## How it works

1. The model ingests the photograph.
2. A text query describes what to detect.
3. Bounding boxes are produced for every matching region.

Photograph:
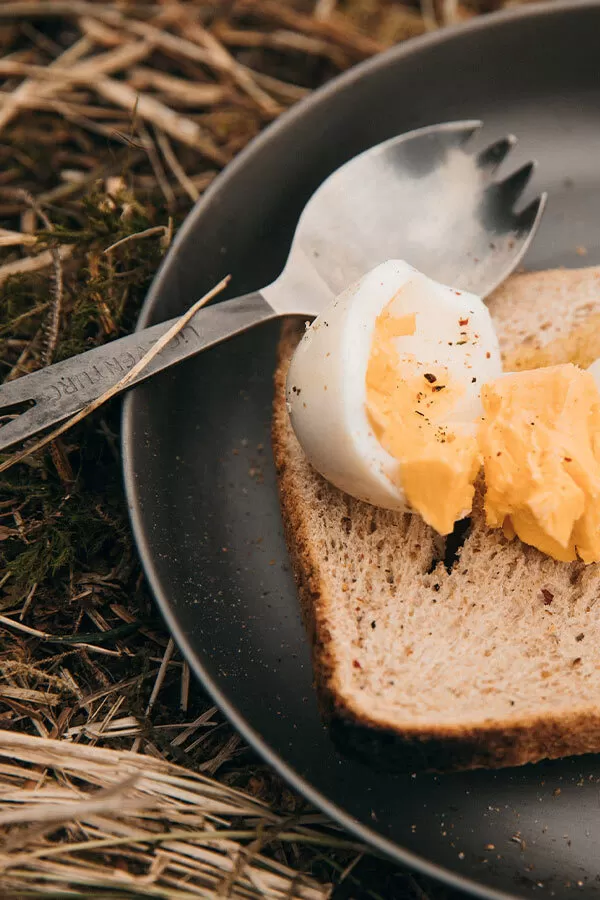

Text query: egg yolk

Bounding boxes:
[479,364,600,563]
[365,306,480,535]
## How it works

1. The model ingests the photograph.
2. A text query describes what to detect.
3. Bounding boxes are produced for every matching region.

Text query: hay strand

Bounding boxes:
[0,732,341,899]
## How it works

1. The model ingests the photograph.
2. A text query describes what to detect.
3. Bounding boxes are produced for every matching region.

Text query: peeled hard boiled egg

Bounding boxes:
[286,260,502,535]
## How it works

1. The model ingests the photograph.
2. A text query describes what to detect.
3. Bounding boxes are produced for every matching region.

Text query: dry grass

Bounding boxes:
[0,1,530,897]
[0,730,361,898]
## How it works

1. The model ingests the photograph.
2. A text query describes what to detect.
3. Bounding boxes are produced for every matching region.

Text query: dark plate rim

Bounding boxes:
[122,3,600,897]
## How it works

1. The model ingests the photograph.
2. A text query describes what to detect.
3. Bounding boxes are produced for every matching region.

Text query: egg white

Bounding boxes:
[588,357,600,391]
[286,259,503,511]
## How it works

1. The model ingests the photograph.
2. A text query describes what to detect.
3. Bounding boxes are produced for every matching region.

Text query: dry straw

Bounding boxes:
[0,730,352,898]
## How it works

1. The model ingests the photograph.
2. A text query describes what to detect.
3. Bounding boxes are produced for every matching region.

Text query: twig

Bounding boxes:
[441,0,460,25]
[36,100,129,120]
[14,197,74,486]
[0,300,46,334]
[0,276,230,474]
[75,671,159,709]
[173,10,282,117]
[48,97,141,147]
[131,636,175,752]
[129,66,228,107]
[171,707,218,749]
[0,615,75,645]
[94,75,228,165]
[180,661,190,713]
[215,25,348,68]
[136,168,215,196]
[78,14,127,47]
[87,9,282,117]
[0,772,140,827]
[4,327,42,381]
[236,0,385,58]
[19,581,37,621]
[145,637,175,718]
[0,686,61,706]
[137,121,176,211]
[37,151,145,204]
[103,224,169,254]
[0,244,73,287]
[0,40,155,82]
[89,694,127,746]
[0,615,123,657]
[314,0,337,19]
[200,733,241,775]
[155,128,199,203]
[0,228,37,247]
[44,248,63,366]
[0,3,162,18]
[0,35,91,134]
[339,851,364,882]
[70,40,156,76]
[420,0,439,30]
[19,21,63,57]
[0,40,154,133]
[250,70,310,103]
[18,193,63,367]
[5,826,363,860]
[109,603,167,646]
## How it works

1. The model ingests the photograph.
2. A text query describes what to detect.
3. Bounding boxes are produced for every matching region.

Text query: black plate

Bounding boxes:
[123,4,600,897]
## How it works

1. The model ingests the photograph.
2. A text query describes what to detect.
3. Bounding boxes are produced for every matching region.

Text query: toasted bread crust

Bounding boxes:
[272,320,340,710]
[272,306,600,772]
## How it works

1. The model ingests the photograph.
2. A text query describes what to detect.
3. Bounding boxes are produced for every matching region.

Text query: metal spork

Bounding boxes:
[0,120,546,452]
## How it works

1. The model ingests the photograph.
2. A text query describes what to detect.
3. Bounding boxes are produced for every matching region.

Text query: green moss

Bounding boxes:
[0,273,45,338]
[1,415,130,590]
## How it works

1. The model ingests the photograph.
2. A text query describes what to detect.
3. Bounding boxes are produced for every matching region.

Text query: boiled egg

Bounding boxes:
[479,362,600,563]
[286,260,502,535]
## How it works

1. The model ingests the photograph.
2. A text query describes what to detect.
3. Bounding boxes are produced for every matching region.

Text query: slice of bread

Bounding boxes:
[272,265,600,771]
